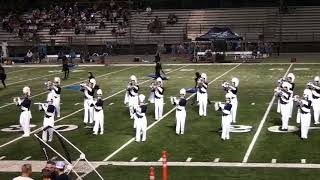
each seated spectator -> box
[74,25,81,34]
[49,24,57,35]
[148,16,162,33]
[55,161,69,180]
[13,164,33,180]
[111,10,117,23]
[167,14,178,25]
[99,21,105,29]
[85,25,96,34]
[146,6,152,16]
[117,27,126,35]
[25,50,33,63]
[111,27,117,35]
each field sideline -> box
[1,62,320,179]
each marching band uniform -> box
[134,94,148,142]
[296,89,312,139]
[93,89,104,135]
[52,77,61,118]
[310,76,320,125]
[223,78,239,123]
[198,73,208,117]
[40,95,55,142]
[287,73,295,118]
[127,75,139,120]
[14,86,32,137]
[171,89,187,135]
[275,82,292,131]
[81,82,94,124]
[217,95,232,140]
[153,78,164,121]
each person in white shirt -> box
[13,164,34,180]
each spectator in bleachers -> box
[148,16,162,33]
[25,50,33,63]
[171,44,177,56]
[13,164,33,180]
[146,6,152,16]
[99,20,106,29]
[111,10,117,23]
[167,14,178,25]
[111,27,117,35]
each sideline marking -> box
[102,64,242,162]
[0,66,134,110]
[0,66,188,149]
[242,64,293,163]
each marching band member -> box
[152,77,164,121]
[88,72,97,89]
[39,94,55,142]
[295,89,312,139]
[92,89,104,135]
[52,77,61,118]
[81,81,94,124]
[287,73,295,118]
[171,88,187,135]
[14,86,32,137]
[222,78,239,123]
[215,94,233,140]
[274,82,292,131]
[197,73,208,117]
[134,94,148,142]
[127,75,139,120]
[309,76,320,125]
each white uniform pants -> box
[129,96,139,119]
[300,113,311,139]
[231,98,238,123]
[135,117,147,142]
[221,115,232,140]
[296,109,301,123]
[53,97,60,118]
[313,98,320,124]
[154,97,164,120]
[289,97,293,118]
[84,99,94,124]
[198,93,208,116]
[280,103,290,129]
[20,111,30,136]
[93,110,104,134]
[176,110,186,134]
[42,116,54,142]
[277,99,281,113]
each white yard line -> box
[6,67,39,74]
[242,63,293,163]
[0,66,134,110]
[0,65,188,149]
[102,63,241,162]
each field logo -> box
[219,125,253,133]
[1,124,78,132]
[268,126,320,133]
[268,125,302,133]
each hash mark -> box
[130,157,138,162]
[213,158,220,163]
[301,159,306,164]
[186,157,192,162]
[23,156,31,160]
[0,156,5,160]
[271,159,277,163]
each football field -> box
[1,62,320,179]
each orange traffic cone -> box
[150,166,155,180]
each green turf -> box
[1,63,320,179]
